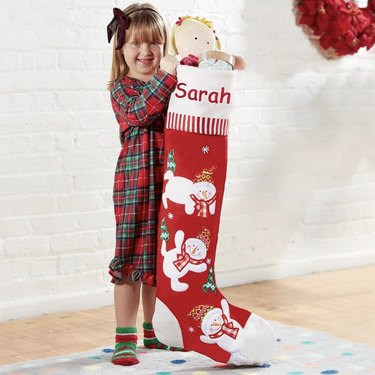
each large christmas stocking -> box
[154,65,276,365]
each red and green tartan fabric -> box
[109,70,177,286]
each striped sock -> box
[111,327,139,366]
[143,322,187,351]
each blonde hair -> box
[169,16,221,56]
[107,3,168,90]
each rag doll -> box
[169,16,246,70]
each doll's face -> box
[175,19,216,57]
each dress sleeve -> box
[111,70,177,128]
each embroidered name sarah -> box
[175,82,231,104]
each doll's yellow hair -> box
[179,16,213,29]
[169,16,221,55]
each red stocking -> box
[154,65,276,365]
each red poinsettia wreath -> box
[294,0,375,57]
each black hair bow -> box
[107,8,131,50]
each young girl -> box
[106,3,180,366]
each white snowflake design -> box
[206,258,212,265]
[202,145,210,154]
[188,326,195,333]
[167,212,174,220]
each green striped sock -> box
[111,327,139,366]
[143,322,186,351]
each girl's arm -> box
[111,70,177,128]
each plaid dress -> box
[109,70,177,286]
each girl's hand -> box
[233,55,246,70]
[160,54,179,76]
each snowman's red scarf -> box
[173,244,205,271]
[190,194,216,217]
[209,314,239,340]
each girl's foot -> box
[111,327,139,366]
[143,322,187,351]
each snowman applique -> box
[162,167,217,217]
[161,228,210,292]
[189,299,256,365]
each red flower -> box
[315,11,333,32]
[329,14,351,37]
[296,0,375,57]
[359,23,375,49]
[297,0,320,16]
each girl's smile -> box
[123,37,163,81]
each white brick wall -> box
[1,0,375,321]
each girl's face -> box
[123,30,164,82]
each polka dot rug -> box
[0,321,374,375]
